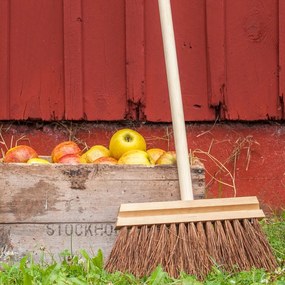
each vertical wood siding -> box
[224,0,280,120]
[0,0,283,121]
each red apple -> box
[57,154,82,164]
[51,141,81,163]
[3,145,38,163]
[93,156,118,165]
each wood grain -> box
[205,0,226,115]
[82,0,126,120]
[0,0,10,119]
[63,0,84,120]
[116,196,265,227]
[125,0,146,121]
[279,0,285,118]
[0,163,205,261]
[117,209,265,227]
[8,0,64,120]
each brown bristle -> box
[223,220,248,270]
[243,219,277,270]
[205,221,219,266]
[164,223,179,277]
[132,225,148,275]
[105,219,277,279]
[251,218,277,269]
[105,226,128,272]
[145,224,167,276]
[196,222,213,277]
[230,220,248,270]
[177,223,195,276]
[215,220,233,268]
[187,222,206,278]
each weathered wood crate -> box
[0,162,205,262]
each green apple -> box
[109,129,146,160]
[118,150,151,165]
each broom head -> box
[105,196,277,279]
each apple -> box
[57,154,82,164]
[118,150,151,165]
[83,145,110,163]
[93,156,118,165]
[27,158,50,164]
[51,141,81,163]
[146,148,166,164]
[80,153,88,163]
[3,145,38,163]
[109,129,146,160]
[156,151,176,165]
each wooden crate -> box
[0,163,205,262]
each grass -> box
[0,215,284,285]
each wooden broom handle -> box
[158,0,194,201]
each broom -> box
[105,0,277,279]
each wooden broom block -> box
[116,196,265,228]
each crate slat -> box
[0,163,205,261]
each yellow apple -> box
[156,151,176,165]
[146,148,166,164]
[118,150,151,165]
[83,145,110,163]
[27,158,50,164]
[93,156,118,165]
[109,129,146,160]
[79,153,88,163]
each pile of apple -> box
[1,128,176,165]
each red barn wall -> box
[1,0,284,121]
[0,0,285,211]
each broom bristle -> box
[104,226,128,272]
[164,223,178,277]
[105,218,277,279]
[224,220,248,270]
[145,224,167,276]
[243,219,277,269]
[205,221,219,266]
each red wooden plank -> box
[0,0,10,119]
[205,0,226,119]
[8,0,64,120]
[63,0,84,120]
[82,0,126,120]
[125,0,146,121]
[144,0,214,122]
[279,0,285,119]
[225,0,279,120]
